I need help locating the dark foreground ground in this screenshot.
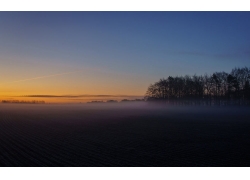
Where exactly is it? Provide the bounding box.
[0,103,250,167]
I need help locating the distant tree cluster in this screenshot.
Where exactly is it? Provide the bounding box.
[87,99,144,103]
[87,100,118,103]
[2,100,45,104]
[145,67,250,106]
[121,99,144,102]
[87,101,104,103]
[106,100,118,103]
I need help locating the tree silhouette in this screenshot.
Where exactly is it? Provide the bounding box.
[145,67,250,106]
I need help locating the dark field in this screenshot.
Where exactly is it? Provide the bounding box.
[0,103,250,167]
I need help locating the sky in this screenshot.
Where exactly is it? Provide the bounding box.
[0,12,250,103]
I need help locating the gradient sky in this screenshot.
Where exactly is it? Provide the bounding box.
[0,12,250,102]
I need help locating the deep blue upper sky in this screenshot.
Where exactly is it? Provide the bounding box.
[0,12,250,96]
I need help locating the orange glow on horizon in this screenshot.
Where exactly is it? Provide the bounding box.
[0,58,148,103]
[0,95,144,103]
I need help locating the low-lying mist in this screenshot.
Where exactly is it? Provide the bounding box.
[1,102,250,166]
[1,102,249,122]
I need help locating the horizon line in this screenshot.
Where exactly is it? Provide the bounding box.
[7,94,145,98]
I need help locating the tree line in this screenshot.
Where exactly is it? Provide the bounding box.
[2,100,45,104]
[87,99,144,103]
[145,67,250,106]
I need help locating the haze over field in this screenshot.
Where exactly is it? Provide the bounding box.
[1,103,250,166]
[1,12,250,103]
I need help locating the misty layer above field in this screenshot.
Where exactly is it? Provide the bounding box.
[0,102,248,117]
[1,102,250,166]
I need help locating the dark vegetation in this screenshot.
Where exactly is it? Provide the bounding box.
[145,67,250,106]
[2,100,45,104]
[87,99,144,103]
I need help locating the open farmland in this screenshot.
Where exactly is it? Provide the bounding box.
[0,103,250,167]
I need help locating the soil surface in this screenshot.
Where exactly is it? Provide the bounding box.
[0,103,250,167]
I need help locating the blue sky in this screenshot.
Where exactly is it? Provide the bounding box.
[0,12,250,101]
